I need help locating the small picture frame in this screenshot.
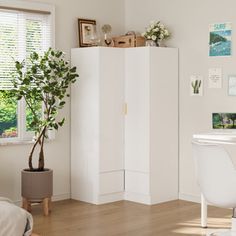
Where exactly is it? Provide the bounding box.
[190,75,203,96]
[228,75,236,96]
[212,113,236,129]
[78,18,96,47]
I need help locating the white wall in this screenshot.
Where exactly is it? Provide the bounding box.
[3,0,236,205]
[125,0,236,202]
[0,0,125,203]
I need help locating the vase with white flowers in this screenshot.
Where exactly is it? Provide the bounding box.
[142,21,170,46]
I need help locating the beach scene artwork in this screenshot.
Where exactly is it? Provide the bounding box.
[209,23,232,57]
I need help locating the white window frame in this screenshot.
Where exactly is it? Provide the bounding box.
[0,0,55,144]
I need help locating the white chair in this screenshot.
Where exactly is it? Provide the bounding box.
[192,141,236,236]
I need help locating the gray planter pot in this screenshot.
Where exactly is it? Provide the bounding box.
[21,169,53,201]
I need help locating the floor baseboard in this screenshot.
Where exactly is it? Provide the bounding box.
[178,192,201,203]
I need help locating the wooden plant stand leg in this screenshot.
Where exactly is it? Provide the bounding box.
[22,198,32,212]
[43,198,50,216]
[27,201,32,213]
[22,198,28,210]
[48,197,52,212]
[23,197,51,216]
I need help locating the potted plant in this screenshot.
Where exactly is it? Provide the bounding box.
[8,48,78,214]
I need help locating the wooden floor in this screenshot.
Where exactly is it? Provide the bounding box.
[32,199,232,236]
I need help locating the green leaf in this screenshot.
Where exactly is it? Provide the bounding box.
[70,67,76,73]
[59,101,66,106]
[58,118,65,127]
[54,123,58,130]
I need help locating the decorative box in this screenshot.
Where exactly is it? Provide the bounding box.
[112,35,145,48]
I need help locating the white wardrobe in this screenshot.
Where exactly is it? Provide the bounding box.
[71,47,178,205]
[71,47,125,204]
[125,47,178,204]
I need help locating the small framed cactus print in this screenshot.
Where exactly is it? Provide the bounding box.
[190,75,203,96]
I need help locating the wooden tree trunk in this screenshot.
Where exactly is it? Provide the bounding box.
[38,129,46,171]
[28,127,46,171]
[38,147,44,171]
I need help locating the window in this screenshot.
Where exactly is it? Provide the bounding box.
[0,3,53,142]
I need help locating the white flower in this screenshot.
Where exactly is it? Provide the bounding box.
[147,35,151,39]
[160,24,164,29]
[154,28,159,32]
[151,35,157,41]
[160,34,164,39]
[151,24,155,29]
[164,29,168,36]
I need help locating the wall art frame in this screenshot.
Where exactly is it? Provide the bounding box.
[78,18,96,47]
[228,75,236,96]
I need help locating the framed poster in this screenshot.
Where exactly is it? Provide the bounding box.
[190,75,203,96]
[208,68,222,88]
[78,18,96,47]
[209,22,232,57]
[228,75,236,96]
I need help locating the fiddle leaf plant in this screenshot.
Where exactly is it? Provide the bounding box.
[11,48,79,171]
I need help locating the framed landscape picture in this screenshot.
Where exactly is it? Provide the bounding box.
[212,113,236,129]
[78,18,96,47]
